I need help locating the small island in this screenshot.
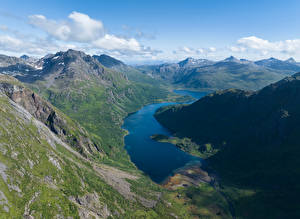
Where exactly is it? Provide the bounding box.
[150,134,218,158]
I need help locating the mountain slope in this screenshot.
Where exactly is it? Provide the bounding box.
[0,75,157,217]
[1,75,203,218]
[155,72,300,218]
[93,54,126,68]
[0,75,101,157]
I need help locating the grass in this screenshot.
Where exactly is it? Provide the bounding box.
[151,134,219,158]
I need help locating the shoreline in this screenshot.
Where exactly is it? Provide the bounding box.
[161,161,211,190]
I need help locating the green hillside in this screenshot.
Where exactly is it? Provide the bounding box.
[155,72,300,218]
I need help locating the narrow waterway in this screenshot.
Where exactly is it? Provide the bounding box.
[122,90,207,183]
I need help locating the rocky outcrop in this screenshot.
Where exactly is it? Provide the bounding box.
[0,75,101,157]
[69,192,112,218]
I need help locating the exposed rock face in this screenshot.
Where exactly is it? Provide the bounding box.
[69,192,112,219]
[0,75,100,157]
[0,49,127,85]
[0,54,27,67]
[41,49,107,82]
[93,164,160,208]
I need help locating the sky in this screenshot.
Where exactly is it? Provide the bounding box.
[0,0,300,64]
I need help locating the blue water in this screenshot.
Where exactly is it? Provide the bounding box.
[122,90,207,183]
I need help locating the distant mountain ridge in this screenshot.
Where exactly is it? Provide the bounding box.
[2,52,299,91]
[137,56,300,90]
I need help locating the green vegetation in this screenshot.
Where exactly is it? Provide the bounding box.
[0,77,204,218]
[154,73,300,218]
[151,134,218,158]
[155,183,231,219]
[30,72,186,169]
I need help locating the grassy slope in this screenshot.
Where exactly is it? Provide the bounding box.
[0,93,122,217]
[0,75,207,218]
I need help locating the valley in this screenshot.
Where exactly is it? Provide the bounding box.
[1,2,300,218]
[154,73,300,218]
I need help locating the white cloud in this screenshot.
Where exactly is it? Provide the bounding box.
[0,35,22,50]
[0,33,79,55]
[92,34,140,51]
[236,36,300,55]
[173,46,217,56]
[230,46,246,52]
[209,47,216,52]
[26,11,159,58]
[29,12,104,42]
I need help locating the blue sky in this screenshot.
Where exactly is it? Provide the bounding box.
[0,0,300,63]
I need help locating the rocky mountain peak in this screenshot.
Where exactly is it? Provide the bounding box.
[20,54,30,60]
[223,56,239,62]
[178,57,197,67]
[286,57,296,63]
[178,57,213,67]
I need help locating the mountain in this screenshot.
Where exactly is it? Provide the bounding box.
[93,54,126,68]
[254,57,300,72]
[178,57,215,68]
[0,54,27,67]
[154,72,300,218]
[0,54,42,81]
[138,56,300,90]
[137,57,214,83]
[93,54,177,87]
[286,57,296,63]
[20,54,30,60]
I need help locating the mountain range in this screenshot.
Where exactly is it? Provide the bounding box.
[2,52,300,91]
[138,56,300,90]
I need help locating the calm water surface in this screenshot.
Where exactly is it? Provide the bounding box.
[122,90,207,183]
